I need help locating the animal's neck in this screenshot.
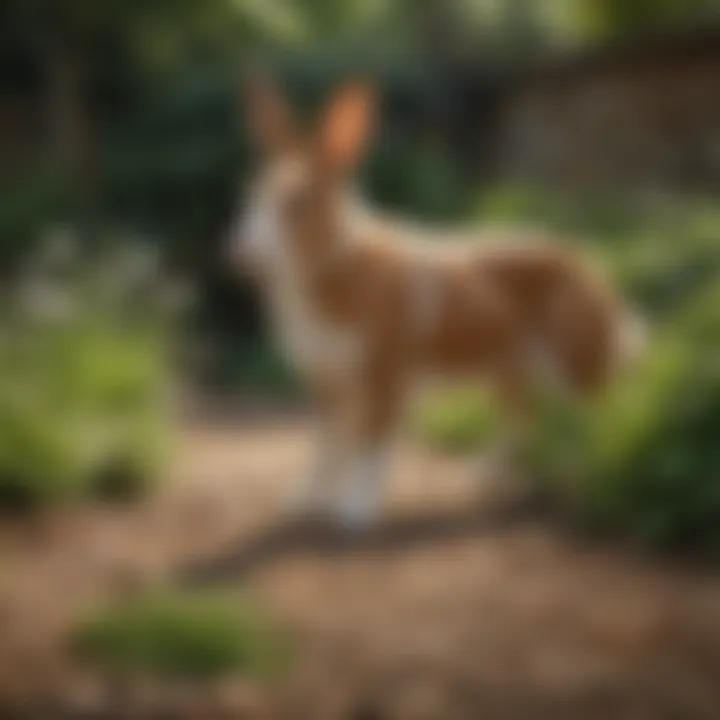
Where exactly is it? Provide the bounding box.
[294,193,371,276]
[256,193,388,307]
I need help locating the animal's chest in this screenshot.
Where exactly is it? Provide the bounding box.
[264,277,363,380]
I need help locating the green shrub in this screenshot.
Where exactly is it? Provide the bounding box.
[74,591,290,680]
[0,236,176,508]
[364,131,471,221]
[412,387,497,454]
[607,204,720,318]
[218,339,299,396]
[530,282,720,554]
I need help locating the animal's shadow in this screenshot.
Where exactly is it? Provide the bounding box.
[178,492,547,586]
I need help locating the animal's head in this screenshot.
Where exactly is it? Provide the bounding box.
[231,72,376,276]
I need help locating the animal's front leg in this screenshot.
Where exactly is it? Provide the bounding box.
[289,418,339,515]
[290,384,353,516]
[332,442,389,530]
[331,375,402,530]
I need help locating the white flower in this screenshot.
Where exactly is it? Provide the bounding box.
[158,277,196,313]
[16,277,76,322]
[37,225,77,268]
[119,242,160,287]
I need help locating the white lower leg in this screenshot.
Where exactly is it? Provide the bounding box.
[333,447,388,529]
[474,424,526,483]
[289,423,343,513]
[472,428,531,508]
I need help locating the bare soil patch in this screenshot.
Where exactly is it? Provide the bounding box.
[0,414,719,719]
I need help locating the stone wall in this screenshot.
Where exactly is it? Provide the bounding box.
[497,29,720,192]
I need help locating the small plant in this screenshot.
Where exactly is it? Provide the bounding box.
[412,386,497,454]
[73,591,290,680]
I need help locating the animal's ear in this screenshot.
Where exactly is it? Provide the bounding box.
[241,70,296,155]
[316,80,376,173]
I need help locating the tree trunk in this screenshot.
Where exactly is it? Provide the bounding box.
[45,40,97,214]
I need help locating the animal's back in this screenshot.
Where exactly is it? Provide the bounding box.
[469,241,635,393]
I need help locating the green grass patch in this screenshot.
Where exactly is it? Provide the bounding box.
[412,387,497,455]
[73,591,291,681]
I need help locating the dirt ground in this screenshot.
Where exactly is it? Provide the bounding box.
[0,412,719,719]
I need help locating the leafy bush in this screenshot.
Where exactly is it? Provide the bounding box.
[477,185,641,240]
[209,338,299,396]
[0,233,178,508]
[74,591,290,680]
[529,282,720,554]
[364,130,472,222]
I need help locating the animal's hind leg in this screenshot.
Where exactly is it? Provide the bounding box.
[288,382,355,515]
[473,361,532,492]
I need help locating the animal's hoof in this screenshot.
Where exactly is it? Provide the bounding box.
[473,449,531,506]
[328,487,381,532]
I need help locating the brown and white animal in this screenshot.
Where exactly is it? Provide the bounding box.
[231,74,644,527]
